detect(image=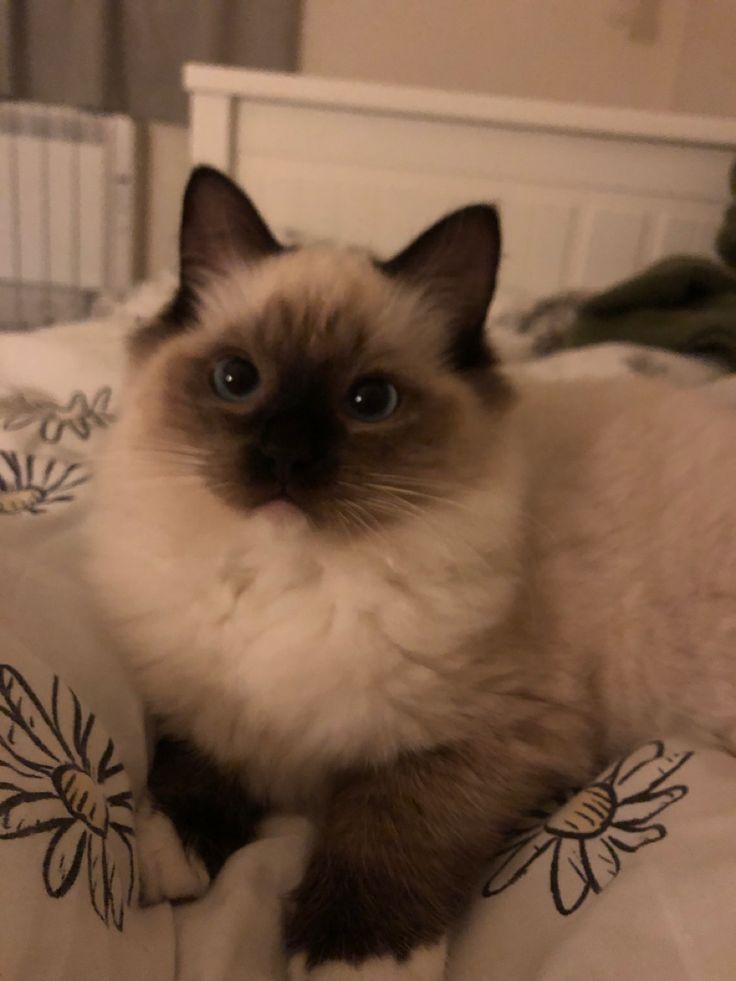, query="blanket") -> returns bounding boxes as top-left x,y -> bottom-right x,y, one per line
568,256 -> 736,369
3,295 -> 736,980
